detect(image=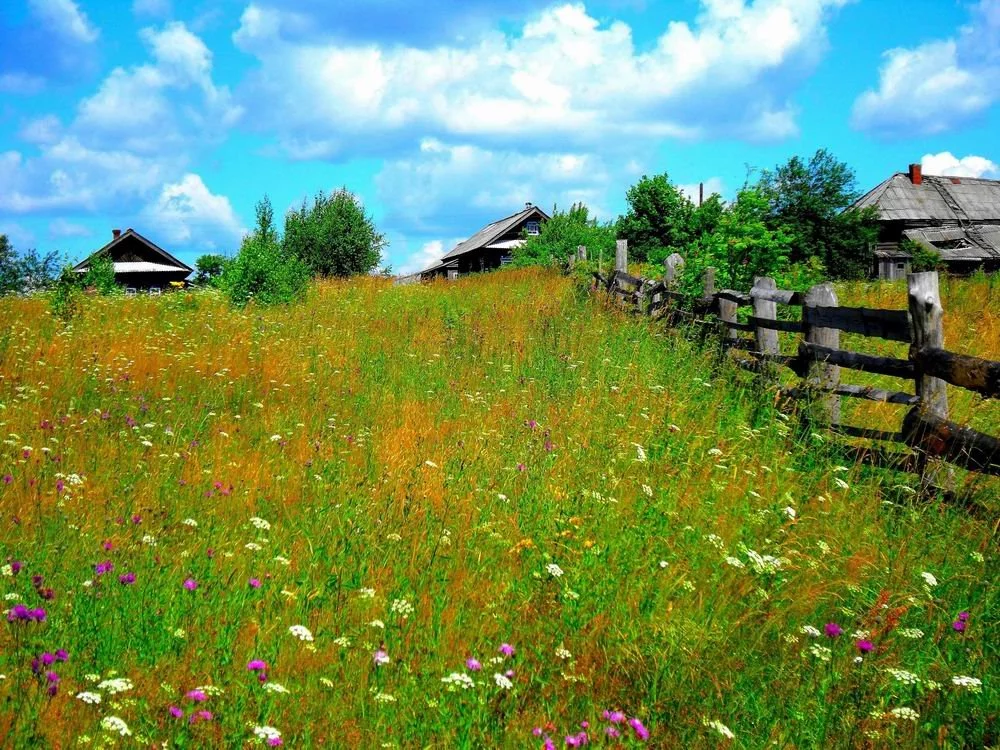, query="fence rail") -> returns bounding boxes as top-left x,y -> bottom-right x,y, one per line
590,244 -> 1000,486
